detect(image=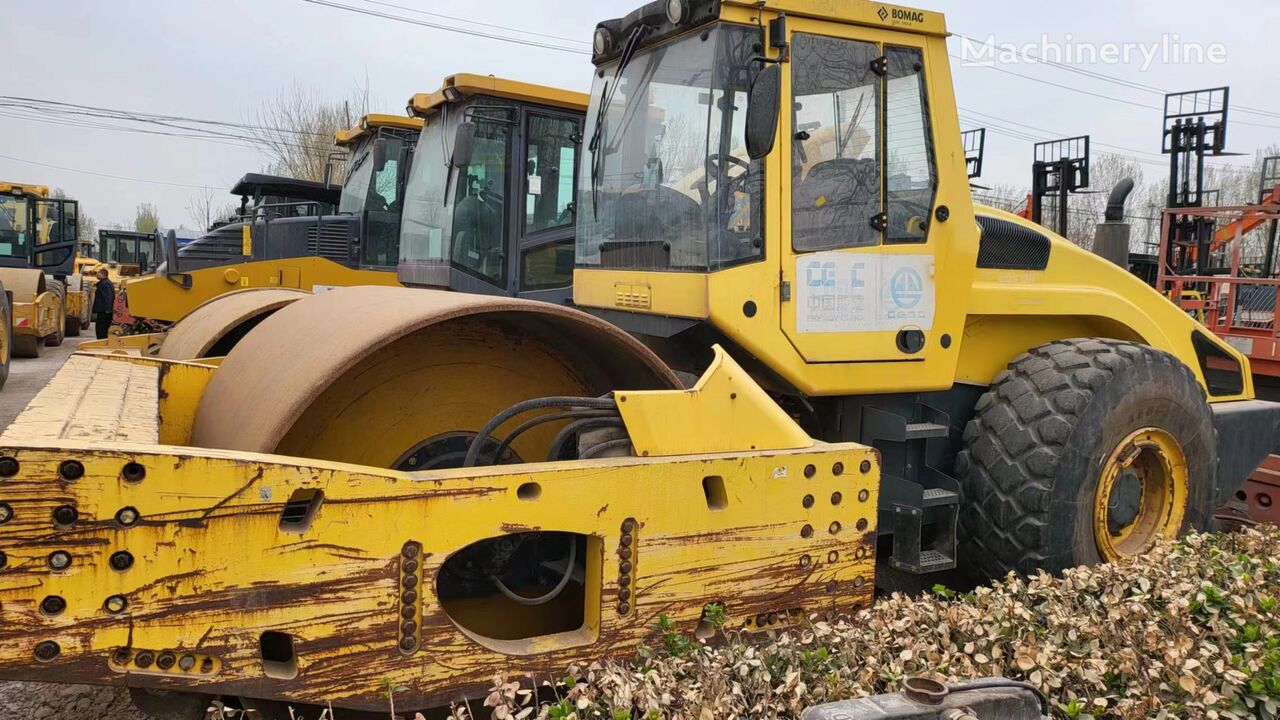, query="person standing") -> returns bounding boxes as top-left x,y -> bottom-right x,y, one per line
92,268 -> 115,340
